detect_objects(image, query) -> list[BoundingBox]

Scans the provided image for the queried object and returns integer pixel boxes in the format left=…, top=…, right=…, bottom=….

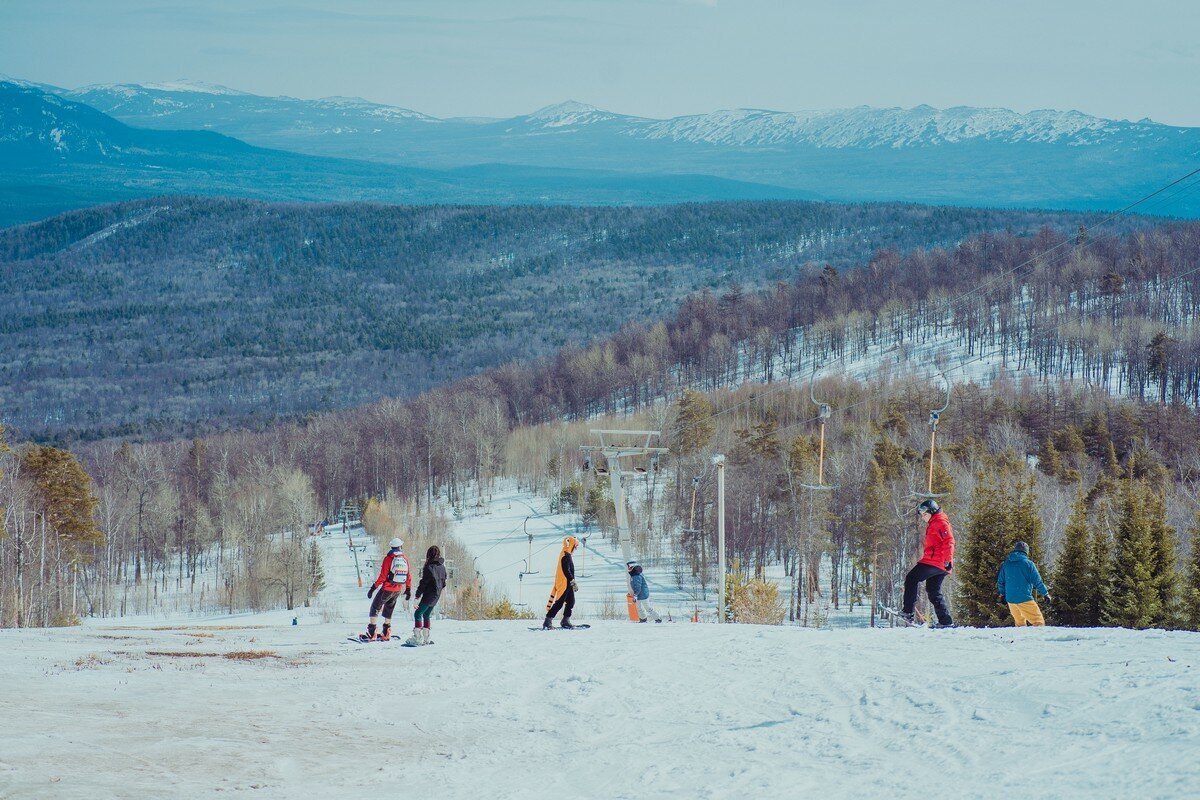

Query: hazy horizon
left=2, top=0, right=1197, bottom=126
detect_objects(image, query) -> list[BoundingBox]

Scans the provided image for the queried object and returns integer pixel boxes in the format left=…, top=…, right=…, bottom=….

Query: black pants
left=902, top=563, right=953, bottom=625
left=369, top=589, right=401, bottom=620
left=546, top=586, right=575, bottom=621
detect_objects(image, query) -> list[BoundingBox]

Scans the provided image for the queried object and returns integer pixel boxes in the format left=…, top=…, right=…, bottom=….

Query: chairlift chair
left=798, top=369, right=840, bottom=492
left=911, top=371, right=952, bottom=500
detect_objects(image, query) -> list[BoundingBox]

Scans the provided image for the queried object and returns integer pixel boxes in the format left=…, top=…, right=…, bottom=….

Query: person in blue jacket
left=997, top=541, right=1052, bottom=626
left=627, top=561, right=662, bottom=623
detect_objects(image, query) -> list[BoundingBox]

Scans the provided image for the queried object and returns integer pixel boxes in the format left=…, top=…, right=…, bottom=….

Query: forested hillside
left=5, top=219, right=1200, bottom=629
left=0, top=197, right=1121, bottom=442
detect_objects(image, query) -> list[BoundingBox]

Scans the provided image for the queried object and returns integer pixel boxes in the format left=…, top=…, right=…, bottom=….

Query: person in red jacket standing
left=358, top=537, right=411, bottom=642
left=901, top=499, right=955, bottom=627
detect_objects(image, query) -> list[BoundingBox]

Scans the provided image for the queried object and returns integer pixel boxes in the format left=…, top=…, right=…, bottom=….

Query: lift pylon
left=581, top=430, right=669, bottom=569
left=911, top=372, right=951, bottom=500
left=798, top=369, right=840, bottom=491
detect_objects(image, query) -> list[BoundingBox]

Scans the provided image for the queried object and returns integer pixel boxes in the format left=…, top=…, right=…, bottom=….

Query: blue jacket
left=629, top=567, right=650, bottom=600
left=996, top=550, right=1048, bottom=604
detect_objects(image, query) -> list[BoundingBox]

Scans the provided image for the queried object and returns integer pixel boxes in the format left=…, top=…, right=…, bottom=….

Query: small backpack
left=388, top=553, right=409, bottom=586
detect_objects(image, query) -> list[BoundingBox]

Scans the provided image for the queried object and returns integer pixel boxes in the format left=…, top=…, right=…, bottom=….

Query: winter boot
left=542, top=617, right=554, bottom=630
left=421, top=627, right=432, bottom=645
left=380, top=623, right=392, bottom=641
left=560, top=618, right=575, bottom=630
left=638, top=618, right=648, bottom=623
left=655, top=618, right=663, bottom=623
left=404, top=628, right=421, bottom=646
left=359, top=622, right=377, bottom=642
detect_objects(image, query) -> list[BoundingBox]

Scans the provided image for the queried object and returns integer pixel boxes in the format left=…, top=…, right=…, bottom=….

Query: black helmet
left=1013, top=541, right=1029, bottom=554
left=917, top=499, right=940, bottom=515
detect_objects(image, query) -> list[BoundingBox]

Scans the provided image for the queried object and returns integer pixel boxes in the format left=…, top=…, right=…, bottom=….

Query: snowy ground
left=3, top=618, right=1199, bottom=798
left=3, top=526, right=1199, bottom=799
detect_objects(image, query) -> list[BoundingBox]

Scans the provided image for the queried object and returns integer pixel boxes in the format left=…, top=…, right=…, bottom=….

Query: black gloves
left=569, top=580, right=579, bottom=592
left=367, top=586, right=376, bottom=599
left=1043, top=593, right=1053, bottom=604
left=404, top=588, right=411, bottom=601
left=944, top=561, right=953, bottom=572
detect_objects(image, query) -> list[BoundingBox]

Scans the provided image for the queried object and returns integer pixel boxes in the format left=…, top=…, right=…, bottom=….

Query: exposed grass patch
left=73, top=654, right=110, bottom=669
left=224, top=650, right=280, bottom=661
left=145, top=651, right=222, bottom=658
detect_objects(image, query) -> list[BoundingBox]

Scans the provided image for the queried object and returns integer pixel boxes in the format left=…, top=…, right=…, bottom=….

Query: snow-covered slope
left=2, top=615, right=1197, bottom=798
left=639, top=104, right=1139, bottom=148
left=450, top=483, right=700, bottom=620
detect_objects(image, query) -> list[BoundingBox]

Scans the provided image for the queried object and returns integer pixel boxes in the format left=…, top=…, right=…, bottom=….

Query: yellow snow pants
left=1008, top=600, right=1045, bottom=627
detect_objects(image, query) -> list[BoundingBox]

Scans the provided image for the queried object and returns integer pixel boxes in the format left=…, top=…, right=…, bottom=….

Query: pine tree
left=1102, top=482, right=1161, bottom=629
left=855, top=460, right=890, bottom=622
left=1088, top=509, right=1114, bottom=625
left=1009, top=475, right=1044, bottom=565
left=672, top=390, right=715, bottom=456
left=1050, top=494, right=1094, bottom=626
left=1037, top=438, right=1063, bottom=479
left=955, top=475, right=1012, bottom=626
left=21, top=446, right=103, bottom=558
left=1145, top=489, right=1182, bottom=628
left=1185, top=517, right=1200, bottom=631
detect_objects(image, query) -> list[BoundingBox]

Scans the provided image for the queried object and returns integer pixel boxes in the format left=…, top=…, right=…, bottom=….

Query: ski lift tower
left=581, top=430, right=669, bottom=573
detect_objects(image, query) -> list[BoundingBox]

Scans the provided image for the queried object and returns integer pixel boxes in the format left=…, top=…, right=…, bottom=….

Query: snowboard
left=529, top=624, right=592, bottom=631
left=401, top=641, right=435, bottom=648
left=879, top=606, right=927, bottom=627
left=347, top=634, right=398, bottom=644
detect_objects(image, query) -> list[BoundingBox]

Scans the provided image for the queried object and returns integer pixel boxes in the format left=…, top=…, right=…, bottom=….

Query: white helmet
left=389, top=537, right=403, bottom=549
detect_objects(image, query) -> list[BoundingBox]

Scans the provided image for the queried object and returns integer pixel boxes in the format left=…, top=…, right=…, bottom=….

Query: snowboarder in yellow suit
left=543, top=536, right=579, bottom=629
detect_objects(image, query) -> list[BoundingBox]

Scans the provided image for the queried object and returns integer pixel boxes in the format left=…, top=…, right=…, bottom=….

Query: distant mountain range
left=3, top=74, right=1200, bottom=226
left=60, top=78, right=1200, bottom=216
left=0, top=80, right=813, bottom=227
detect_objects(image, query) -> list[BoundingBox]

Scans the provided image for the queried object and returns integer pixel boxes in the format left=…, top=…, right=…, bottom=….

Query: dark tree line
left=1, top=196, right=1139, bottom=441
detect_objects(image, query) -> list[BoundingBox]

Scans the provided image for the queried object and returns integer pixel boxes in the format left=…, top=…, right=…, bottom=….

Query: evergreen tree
left=855, top=460, right=890, bottom=621
left=20, top=445, right=103, bottom=559
left=1037, top=438, right=1062, bottom=479
left=1145, top=489, right=1182, bottom=628
left=672, top=390, right=715, bottom=456
left=1050, top=494, right=1094, bottom=626
left=1186, top=517, right=1200, bottom=631
left=1102, top=482, right=1162, bottom=629
left=955, top=474, right=1012, bottom=626
left=1009, top=475, right=1044, bottom=566
left=1088, top=508, right=1114, bottom=625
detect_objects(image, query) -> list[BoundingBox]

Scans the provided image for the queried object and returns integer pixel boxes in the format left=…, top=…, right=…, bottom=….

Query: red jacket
left=373, top=550, right=411, bottom=593
left=917, top=511, right=954, bottom=571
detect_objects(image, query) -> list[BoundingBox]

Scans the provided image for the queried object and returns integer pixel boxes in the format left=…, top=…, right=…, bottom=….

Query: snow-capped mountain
left=66, top=80, right=439, bottom=136
left=53, top=78, right=1200, bottom=217
left=639, top=105, right=1141, bottom=149
left=0, top=80, right=817, bottom=227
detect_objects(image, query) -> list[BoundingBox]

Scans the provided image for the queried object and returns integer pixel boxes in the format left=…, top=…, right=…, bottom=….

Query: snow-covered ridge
left=522, top=100, right=631, bottom=128
left=90, top=79, right=250, bottom=96
left=639, top=104, right=1137, bottom=149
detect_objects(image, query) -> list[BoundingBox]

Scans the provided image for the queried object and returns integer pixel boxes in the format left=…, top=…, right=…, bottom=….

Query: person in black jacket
left=406, top=545, right=448, bottom=646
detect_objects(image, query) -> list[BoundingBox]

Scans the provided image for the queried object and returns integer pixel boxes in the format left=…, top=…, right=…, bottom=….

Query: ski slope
left=2, top=529, right=1198, bottom=798
left=3, top=611, right=1199, bottom=798
left=452, top=483, right=702, bottom=621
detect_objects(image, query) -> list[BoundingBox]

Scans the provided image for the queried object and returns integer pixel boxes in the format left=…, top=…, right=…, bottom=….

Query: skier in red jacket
left=901, top=499, right=955, bottom=627
left=358, top=537, right=411, bottom=642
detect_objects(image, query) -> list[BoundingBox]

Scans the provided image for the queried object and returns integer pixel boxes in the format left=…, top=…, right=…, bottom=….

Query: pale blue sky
left=3, top=0, right=1197, bottom=125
